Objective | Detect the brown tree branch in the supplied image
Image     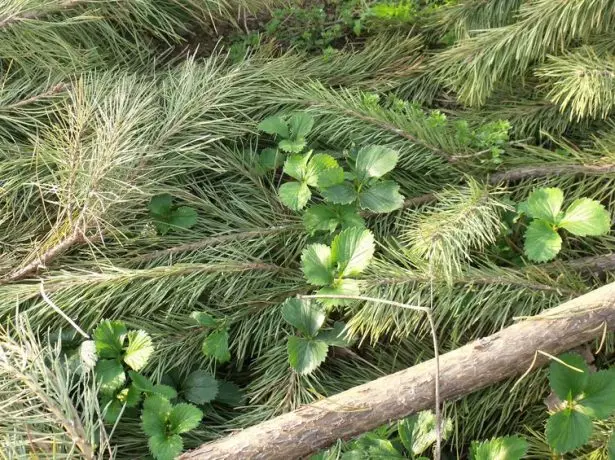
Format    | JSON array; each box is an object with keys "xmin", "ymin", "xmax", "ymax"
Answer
[{"xmin": 180, "ymin": 281, "xmax": 615, "ymax": 460}]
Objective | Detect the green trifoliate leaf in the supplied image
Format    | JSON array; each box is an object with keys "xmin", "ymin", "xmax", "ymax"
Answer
[
  {"xmin": 358, "ymin": 180, "xmax": 404, "ymax": 213},
  {"xmin": 144, "ymin": 394, "xmax": 172, "ymax": 416},
  {"xmin": 354, "ymin": 145, "xmax": 398, "ymax": 182},
  {"xmin": 559, "ymin": 198, "xmax": 611, "ymax": 236},
  {"xmin": 190, "ymin": 311, "xmax": 217, "ymax": 327},
  {"xmin": 281, "ymin": 298, "xmax": 325, "ymax": 337},
  {"xmin": 470, "ymin": 436, "xmax": 528, "ymax": 460},
  {"xmin": 289, "ymin": 112, "xmax": 314, "ymax": 139},
  {"xmin": 523, "ymin": 220, "xmax": 562, "ymax": 262},
  {"xmin": 283, "ymin": 154, "xmax": 310, "ymax": 181},
  {"xmin": 526, "ymin": 187, "xmax": 564, "ymax": 223},
  {"xmin": 181, "ymin": 370, "xmax": 218, "ymax": 404},
  {"xmin": 546, "ymin": 409, "xmax": 592, "ymax": 454},
  {"xmin": 316, "ymin": 279, "xmax": 361, "ymax": 307},
  {"xmin": 287, "ymin": 336, "xmax": 329, "ymax": 375},
  {"xmin": 259, "ymin": 148, "xmax": 284, "ymax": 170},
  {"xmin": 303, "ymin": 205, "xmax": 364, "ymax": 235},
  {"xmin": 96, "ymin": 359, "xmax": 126, "ymax": 394},
  {"xmin": 152, "ymin": 384, "xmax": 177, "ymax": 400},
  {"xmin": 305, "ymin": 153, "xmax": 344, "ymax": 188},
  {"xmin": 321, "ymin": 182, "xmax": 357, "ymax": 204},
  {"xmin": 279, "ymin": 138, "xmax": 307, "ymax": 153},
  {"xmin": 93, "ymin": 320, "xmax": 127, "ymax": 359},
  {"xmin": 169, "ymin": 206, "xmax": 198, "ymax": 230},
  {"xmin": 331, "ymin": 228, "xmax": 375, "ymax": 277},
  {"xmin": 168, "ymin": 403, "xmax": 203, "ymax": 434},
  {"xmin": 123, "ymin": 330, "xmax": 154, "ymax": 371},
  {"xmin": 215, "ymin": 381, "xmax": 245, "ymax": 407},
  {"xmin": 148, "ymin": 194, "xmax": 173, "ymax": 216},
  {"xmin": 202, "ymin": 329, "xmax": 231, "ymax": 363},
  {"xmin": 301, "ymin": 243, "xmax": 334, "ymax": 286},
  {"xmin": 548, "ymin": 353, "xmax": 589, "ymax": 400},
  {"xmin": 257, "ymin": 115, "xmax": 289, "ymax": 137},
  {"xmin": 339, "ymin": 206, "xmax": 366, "ymax": 229},
  {"xmin": 129, "ymin": 371, "xmax": 155, "ymax": 393},
  {"xmin": 316, "ymin": 322, "xmax": 353, "ymax": 347},
  {"xmin": 148, "ymin": 434, "xmax": 183, "ymax": 460},
  {"xmin": 279, "ymin": 181, "xmax": 311, "ymax": 211},
  {"xmin": 576, "ymin": 369, "xmax": 615, "ymax": 419}
]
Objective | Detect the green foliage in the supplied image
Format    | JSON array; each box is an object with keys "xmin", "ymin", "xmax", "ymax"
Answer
[
  {"xmin": 469, "ymin": 436, "xmax": 528, "ymax": 460},
  {"xmin": 519, "ymin": 188, "xmax": 611, "ymax": 262},
  {"xmin": 545, "ymin": 354, "xmax": 615, "ymax": 454},
  {"xmin": 181, "ymin": 370, "xmax": 219, "ymax": 405},
  {"xmin": 191, "ymin": 311, "xmax": 231, "ymax": 363},
  {"xmin": 148, "ymin": 194, "xmax": 198, "ymax": 235},
  {"xmin": 257, "ymin": 113, "xmax": 315, "ymax": 171}
]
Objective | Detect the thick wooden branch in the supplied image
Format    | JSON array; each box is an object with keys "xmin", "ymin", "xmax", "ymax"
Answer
[{"xmin": 181, "ymin": 282, "xmax": 615, "ymax": 460}]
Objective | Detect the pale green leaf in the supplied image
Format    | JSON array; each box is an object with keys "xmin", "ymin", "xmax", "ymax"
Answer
[
  {"xmin": 412, "ymin": 411, "xmax": 453, "ymax": 455},
  {"xmin": 281, "ymin": 298, "xmax": 325, "ymax": 337},
  {"xmin": 169, "ymin": 206, "xmax": 198, "ymax": 230},
  {"xmin": 95, "ymin": 359, "xmax": 126, "ymax": 394},
  {"xmin": 559, "ymin": 198, "xmax": 611, "ymax": 236},
  {"xmin": 546, "ymin": 409, "xmax": 592, "ymax": 454},
  {"xmin": 93, "ymin": 320, "xmax": 127, "ymax": 359},
  {"xmin": 358, "ymin": 180, "xmax": 404, "ymax": 213},
  {"xmin": 548, "ymin": 353, "xmax": 589, "ymax": 400},
  {"xmin": 142, "ymin": 403, "xmax": 167, "ymax": 437},
  {"xmin": 303, "ymin": 204, "xmax": 340, "ymax": 234},
  {"xmin": 316, "ymin": 322, "xmax": 352, "ymax": 347},
  {"xmin": 279, "ymin": 181, "xmax": 311, "ymax": 211},
  {"xmin": 398, "ymin": 416, "xmax": 417, "ymax": 453},
  {"xmin": 287, "ymin": 336, "xmax": 329, "ymax": 375},
  {"xmin": 202, "ymin": 330, "xmax": 231, "ymax": 363},
  {"xmin": 470, "ymin": 436, "xmax": 528, "ymax": 460},
  {"xmin": 331, "ymin": 228, "xmax": 375, "ymax": 277},
  {"xmin": 148, "ymin": 434, "xmax": 183, "ymax": 460},
  {"xmin": 152, "ymin": 384, "xmax": 177, "ymax": 400},
  {"xmin": 289, "ymin": 113, "xmax": 314, "ymax": 139},
  {"xmin": 316, "ymin": 279, "xmax": 361, "ymax": 307},
  {"xmin": 354, "ymin": 145, "xmax": 398, "ymax": 182},
  {"xmin": 190, "ymin": 311, "xmax": 217, "ymax": 327},
  {"xmin": 283, "ymin": 154, "xmax": 310, "ymax": 181},
  {"xmin": 168, "ymin": 403, "xmax": 203, "ymax": 434},
  {"xmin": 523, "ymin": 220, "xmax": 562, "ymax": 262},
  {"xmin": 577, "ymin": 369, "xmax": 615, "ymax": 419},
  {"xmin": 257, "ymin": 115, "xmax": 289, "ymax": 137},
  {"xmin": 279, "ymin": 138, "xmax": 306, "ymax": 153},
  {"xmin": 321, "ymin": 182, "xmax": 357, "ymax": 204},
  {"xmin": 305, "ymin": 153, "xmax": 344, "ymax": 188},
  {"xmin": 301, "ymin": 244, "xmax": 334, "ymax": 286},
  {"xmin": 129, "ymin": 371, "xmax": 155, "ymax": 393},
  {"xmin": 123, "ymin": 330, "xmax": 154, "ymax": 371},
  {"xmin": 526, "ymin": 187, "xmax": 564, "ymax": 223},
  {"xmin": 181, "ymin": 370, "xmax": 219, "ymax": 404}
]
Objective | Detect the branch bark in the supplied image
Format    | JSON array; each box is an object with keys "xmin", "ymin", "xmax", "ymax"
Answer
[{"xmin": 181, "ymin": 281, "xmax": 615, "ymax": 460}]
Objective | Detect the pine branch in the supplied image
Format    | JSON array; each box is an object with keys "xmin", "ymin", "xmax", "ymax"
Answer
[
  {"xmin": 7, "ymin": 82, "xmax": 68, "ymax": 109},
  {"xmin": 488, "ymin": 163, "xmax": 615, "ymax": 183},
  {"xmin": 0, "ymin": 0, "xmax": 89, "ymax": 29}
]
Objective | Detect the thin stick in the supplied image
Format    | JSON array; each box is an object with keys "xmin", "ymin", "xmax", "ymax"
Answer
[
  {"xmin": 299, "ymin": 293, "xmax": 440, "ymax": 457},
  {"xmin": 39, "ymin": 283, "xmax": 90, "ymax": 339}
]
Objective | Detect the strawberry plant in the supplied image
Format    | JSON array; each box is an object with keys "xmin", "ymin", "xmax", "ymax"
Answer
[
  {"xmin": 258, "ymin": 112, "xmax": 315, "ymax": 169},
  {"xmin": 148, "ymin": 194, "xmax": 198, "ymax": 235},
  {"xmin": 518, "ymin": 187, "xmax": 611, "ymax": 262},
  {"xmin": 191, "ymin": 311, "xmax": 231, "ymax": 363},
  {"xmin": 469, "ymin": 436, "xmax": 528, "ymax": 460}
]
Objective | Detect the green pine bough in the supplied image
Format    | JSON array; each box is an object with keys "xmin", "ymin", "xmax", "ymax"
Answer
[{"xmin": 258, "ymin": 112, "xmax": 404, "ymax": 374}]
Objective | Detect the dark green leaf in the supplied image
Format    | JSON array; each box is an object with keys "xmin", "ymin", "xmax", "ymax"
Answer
[
  {"xmin": 202, "ymin": 330, "xmax": 231, "ymax": 363},
  {"xmin": 93, "ymin": 320, "xmax": 127, "ymax": 359},
  {"xmin": 101, "ymin": 397, "xmax": 124, "ymax": 424},
  {"xmin": 321, "ymin": 182, "xmax": 357, "ymax": 205},
  {"xmin": 316, "ymin": 322, "xmax": 352, "ymax": 347},
  {"xmin": 123, "ymin": 330, "xmax": 153, "ymax": 371},
  {"xmin": 470, "ymin": 436, "xmax": 528, "ymax": 460},
  {"xmin": 523, "ymin": 219, "xmax": 562, "ymax": 262},
  {"xmin": 287, "ymin": 336, "xmax": 329, "ymax": 375},
  {"xmin": 215, "ymin": 381, "xmax": 245, "ymax": 406},
  {"xmin": 168, "ymin": 403, "xmax": 203, "ymax": 434},
  {"xmin": 331, "ymin": 227, "xmax": 375, "ymax": 277},
  {"xmin": 152, "ymin": 384, "xmax": 178, "ymax": 400},
  {"xmin": 148, "ymin": 194, "xmax": 173, "ymax": 216},
  {"xmin": 546, "ymin": 409, "xmax": 592, "ymax": 454},
  {"xmin": 169, "ymin": 206, "xmax": 197, "ymax": 230},
  {"xmin": 577, "ymin": 369, "xmax": 615, "ymax": 419},
  {"xmin": 190, "ymin": 311, "xmax": 217, "ymax": 327},
  {"xmin": 303, "ymin": 204, "xmax": 340, "ymax": 234},
  {"xmin": 548, "ymin": 353, "xmax": 589, "ymax": 400},
  {"xmin": 301, "ymin": 243, "xmax": 334, "ymax": 286},
  {"xmin": 143, "ymin": 394, "xmax": 172, "ymax": 416},
  {"xmin": 181, "ymin": 370, "xmax": 219, "ymax": 404},
  {"xmin": 142, "ymin": 400, "xmax": 168, "ymax": 437},
  {"xmin": 398, "ymin": 416, "xmax": 417, "ymax": 452},
  {"xmin": 148, "ymin": 434, "xmax": 183, "ymax": 460},
  {"xmin": 118, "ymin": 384, "xmax": 142, "ymax": 407},
  {"xmin": 258, "ymin": 115, "xmax": 289, "ymax": 137},
  {"xmin": 354, "ymin": 145, "xmax": 398, "ymax": 182},
  {"xmin": 129, "ymin": 371, "xmax": 155, "ymax": 393},
  {"xmin": 95, "ymin": 359, "xmax": 126, "ymax": 394},
  {"xmin": 358, "ymin": 180, "xmax": 404, "ymax": 213},
  {"xmin": 281, "ymin": 298, "xmax": 325, "ymax": 337},
  {"xmin": 259, "ymin": 148, "xmax": 284, "ymax": 169}
]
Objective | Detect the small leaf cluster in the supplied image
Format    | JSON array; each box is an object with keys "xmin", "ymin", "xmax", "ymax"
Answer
[
  {"xmin": 282, "ymin": 298, "xmax": 352, "ymax": 375},
  {"xmin": 191, "ymin": 311, "xmax": 231, "ymax": 363},
  {"xmin": 518, "ymin": 187, "xmax": 611, "ymax": 262},
  {"xmin": 148, "ymin": 194, "xmax": 198, "ymax": 235},
  {"xmin": 545, "ymin": 353, "xmax": 615, "ymax": 454},
  {"xmin": 258, "ymin": 112, "xmax": 315, "ymax": 165},
  {"xmin": 301, "ymin": 227, "xmax": 375, "ymax": 307},
  {"xmin": 469, "ymin": 436, "xmax": 528, "ymax": 460}
]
